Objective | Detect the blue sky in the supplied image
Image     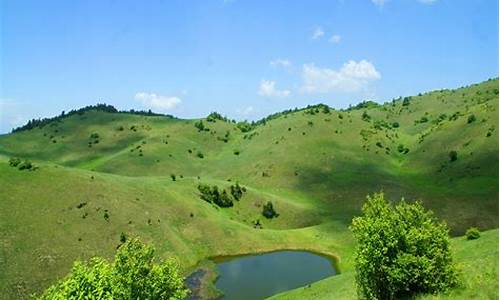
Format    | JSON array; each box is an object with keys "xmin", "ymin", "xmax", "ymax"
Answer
[{"xmin": 0, "ymin": 0, "xmax": 498, "ymax": 133}]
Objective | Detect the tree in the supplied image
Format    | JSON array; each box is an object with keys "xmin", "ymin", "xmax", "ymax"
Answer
[
  {"xmin": 467, "ymin": 114, "xmax": 476, "ymax": 124},
  {"xmin": 37, "ymin": 238, "xmax": 188, "ymax": 300},
  {"xmin": 194, "ymin": 120, "xmax": 205, "ymax": 131},
  {"xmin": 449, "ymin": 150, "xmax": 458, "ymax": 162},
  {"xmin": 350, "ymin": 193, "xmax": 457, "ymax": 300},
  {"xmin": 262, "ymin": 201, "xmax": 278, "ymax": 219}
]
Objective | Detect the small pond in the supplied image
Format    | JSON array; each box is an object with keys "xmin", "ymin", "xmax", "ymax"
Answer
[{"xmin": 213, "ymin": 250, "xmax": 336, "ymax": 300}]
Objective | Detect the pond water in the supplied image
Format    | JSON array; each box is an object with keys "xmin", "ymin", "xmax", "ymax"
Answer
[{"xmin": 214, "ymin": 250, "xmax": 336, "ymax": 300}]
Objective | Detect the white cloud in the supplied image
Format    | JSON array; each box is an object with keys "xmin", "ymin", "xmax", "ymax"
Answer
[
  {"xmin": 258, "ymin": 80, "xmax": 291, "ymax": 98},
  {"xmin": 372, "ymin": 0, "xmax": 437, "ymax": 6},
  {"xmin": 237, "ymin": 106, "xmax": 254, "ymax": 116},
  {"xmin": 270, "ymin": 59, "xmax": 292, "ymax": 68},
  {"xmin": 300, "ymin": 60, "xmax": 381, "ymax": 93},
  {"xmin": 312, "ymin": 27, "xmax": 324, "ymax": 40},
  {"xmin": 329, "ymin": 34, "xmax": 341, "ymax": 44},
  {"xmin": 134, "ymin": 92, "xmax": 182, "ymax": 111},
  {"xmin": 371, "ymin": 0, "xmax": 387, "ymax": 7}
]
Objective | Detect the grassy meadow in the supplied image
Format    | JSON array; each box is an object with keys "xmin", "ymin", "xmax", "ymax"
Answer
[{"xmin": 0, "ymin": 78, "xmax": 498, "ymax": 299}]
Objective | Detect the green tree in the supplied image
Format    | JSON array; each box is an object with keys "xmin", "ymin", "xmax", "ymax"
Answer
[
  {"xmin": 465, "ymin": 227, "xmax": 480, "ymax": 240},
  {"xmin": 449, "ymin": 150, "xmax": 458, "ymax": 162},
  {"xmin": 37, "ymin": 238, "xmax": 188, "ymax": 300},
  {"xmin": 350, "ymin": 193, "xmax": 457, "ymax": 300},
  {"xmin": 262, "ymin": 201, "xmax": 279, "ymax": 219}
]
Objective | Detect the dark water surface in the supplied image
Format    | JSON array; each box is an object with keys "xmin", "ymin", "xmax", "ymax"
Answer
[{"xmin": 214, "ymin": 250, "xmax": 336, "ymax": 300}]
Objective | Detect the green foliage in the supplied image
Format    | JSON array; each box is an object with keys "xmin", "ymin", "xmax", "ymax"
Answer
[
  {"xmin": 402, "ymin": 96, "xmax": 411, "ymax": 106},
  {"xmin": 230, "ymin": 183, "xmax": 246, "ymax": 201},
  {"xmin": 206, "ymin": 112, "xmax": 228, "ymax": 122},
  {"xmin": 237, "ymin": 121, "xmax": 253, "ymax": 133},
  {"xmin": 9, "ymin": 157, "xmax": 21, "ymax": 167},
  {"xmin": 350, "ymin": 193, "xmax": 458, "ymax": 300},
  {"xmin": 449, "ymin": 150, "xmax": 458, "ymax": 162},
  {"xmin": 415, "ymin": 116, "xmax": 429, "ymax": 124},
  {"xmin": 17, "ymin": 160, "xmax": 34, "ymax": 170},
  {"xmin": 197, "ymin": 184, "xmax": 233, "ymax": 207},
  {"xmin": 465, "ymin": 227, "xmax": 480, "ymax": 240},
  {"xmin": 467, "ymin": 114, "xmax": 476, "ymax": 124},
  {"xmin": 391, "ymin": 122, "xmax": 399, "ymax": 128},
  {"xmin": 397, "ymin": 144, "xmax": 410, "ymax": 154},
  {"xmin": 196, "ymin": 151, "xmax": 204, "ymax": 159},
  {"xmin": 262, "ymin": 201, "xmax": 279, "ymax": 219},
  {"xmin": 37, "ymin": 238, "xmax": 188, "ymax": 300},
  {"xmin": 194, "ymin": 120, "xmax": 206, "ymax": 132},
  {"xmin": 362, "ymin": 111, "xmax": 371, "ymax": 122},
  {"xmin": 170, "ymin": 174, "xmax": 176, "ymax": 181}
]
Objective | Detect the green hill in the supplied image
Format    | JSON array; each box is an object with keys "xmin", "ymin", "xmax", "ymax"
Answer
[{"xmin": 0, "ymin": 78, "xmax": 498, "ymax": 299}]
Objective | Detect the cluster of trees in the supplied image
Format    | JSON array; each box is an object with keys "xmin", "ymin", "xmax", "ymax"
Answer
[
  {"xmin": 37, "ymin": 238, "xmax": 188, "ymax": 300},
  {"xmin": 346, "ymin": 100, "xmax": 380, "ymax": 111},
  {"xmin": 9, "ymin": 157, "xmax": 36, "ymax": 171},
  {"xmin": 12, "ymin": 103, "xmax": 175, "ymax": 133},
  {"xmin": 206, "ymin": 112, "xmax": 230, "ymax": 123},
  {"xmin": 197, "ymin": 183, "xmax": 246, "ymax": 208},
  {"xmin": 351, "ymin": 193, "xmax": 457, "ymax": 300},
  {"xmin": 194, "ymin": 120, "xmax": 209, "ymax": 132}
]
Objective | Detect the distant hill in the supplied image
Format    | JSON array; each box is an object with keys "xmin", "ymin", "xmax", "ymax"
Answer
[{"xmin": 0, "ymin": 78, "xmax": 498, "ymax": 299}]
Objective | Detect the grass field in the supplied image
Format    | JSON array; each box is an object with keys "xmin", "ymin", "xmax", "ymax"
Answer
[{"xmin": 0, "ymin": 78, "xmax": 497, "ymax": 299}]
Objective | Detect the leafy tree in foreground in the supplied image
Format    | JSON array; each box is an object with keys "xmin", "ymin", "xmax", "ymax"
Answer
[
  {"xmin": 37, "ymin": 238, "xmax": 188, "ymax": 300},
  {"xmin": 350, "ymin": 193, "xmax": 457, "ymax": 300}
]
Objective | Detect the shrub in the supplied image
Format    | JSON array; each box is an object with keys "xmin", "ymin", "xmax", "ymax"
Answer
[
  {"xmin": 37, "ymin": 238, "xmax": 188, "ymax": 300},
  {"xmin": 171, "ymin": 174, "xmax": 176, "ymax": 181},
  {"xmin": 449, "ymin": 150, "xmax": 458, "ymax": 162},
  {"xmin": 197, "ymin": 184, "xmax": 233, "ymax": 208},
  {"xmin": 17, "ymin": 160, "xmax": 33, "ymax": 170},
  {"xmin": 9, "ymin": 157, "xmax": 21, "ymax": 167},
  {"xmin": 350, "ymin": 193, "xmax": 457, "ymax": 300},
  {"xmin": 397, "ymin": 144, "xmax": 410, "ymax": 154},
  {"xmin": 392, "ymin": 122, "xmax": 400, "ymax": 128},
  {"xmin": 196, "ymin": 151, "xmax": 204, "ymax": 159},
  {"xmin": 262, "ymin": 201, "xmax": 278, "ymax": 219},
  {"xmin": 362, "ymin": 111, "xmax": 371, "ymax": 122},
  {"xmin": 230, "ymin": 183, "xmax": 246, "ymax": 201},
  {"xmin": 465, "ymin": 227, "xmax": 480, "ymax": 240},
  {"xmin": 233, "ymin": 150, "xmax": 240, "ymax": 155},
  {"xmin": 467, "ymin": 114, "xmax": 476, "ymax": 124},
  {"xmin": 194, "ymin": 120, "xmax": 206, "ymax": 131}
]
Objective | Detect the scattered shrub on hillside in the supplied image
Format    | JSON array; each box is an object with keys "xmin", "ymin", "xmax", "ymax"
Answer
[
  {"xmin": 362, "ymin": 111, "xmax": 371, "ymax": 122},
  {"xmin": 237, "ymin": 121, "xmax": 253, "ymax": 133},
  {"xmin": 467, "ymin": 114, "xmax": 476, "ymax": 124},
  {"xmin": 350, "ymin": 193, "xmax": 458, "ymax": 300},
  {"xmin": 322, "ymin": 105, "xmax": 331, "ymax": 114},
  {"xmin": 486, "ymin": 126, "xmax": 495, "ymax": 137},
  {"xmin": 119, "ymin": 232, "xmax": 127, "ymax": 243},
  {"xmin": 448, "ymin": 112, "xmax": 460, "ymax": 121},
  {"xmin": 376, "ymin": 142, "xmax": 383, "ymax": 148},
  {"xmin": 196, "ymin": 151, "xmax": 204, "ymax": 159},
  {"xmin": 402, "ymin": 96, "xmax": 411, "ymax": 106},
  {"xmin": 307, "ymin": 121, "xmax": 314, "ymax": 126},
  {"xmin": 171, "ymin": 174, "xmax": 176, "ymax": 181},
  {"xmin": 197, "ymin": 184, "xmax": 233, "ymax": 207},
  {"xmin": 465, "ymin": 227, "xmax": 480, "ymax": 240},
  {"xmin": 230, "ymin": 183, "xmax": 246, "ymax": 201},
  {"xmin": 392, "ymin": 122, "xmax": 400, "ymax": 128},
  {"xmin": 194, "ymin": 120, "xmax": 206, "ymax": 132},
  {"xmin": 17, "ymin": 160, "xmax": 34, "ymax": 171},
  {"xmin": 449, "ymin": 150, "xmax": 458, "ymax": 162},
  {"xmin": 90, "ymin": 133, "xmax": 100, "ymax": 139},
  {"xmin": 262, "ymin": 201, "xmax": 279, "ymax": 219},
  {"xmin": 103, "ymin": 210, "xmax": 110, "ymax": 221},
  {"xmin": 36, "ymin": 238, "xmax": 188, "ymax": 300},
  {"xmin": 117, "ymin": 125, "xmax": 124, "ymax": 131},
  {"xmin": 414, "ymin": 116, "xmax": 429, "ymax": 125},
  {"xmin": 233, "ymin": 150, "xmax": 240, "ymax": 155},
  {"xmin": 9, "ymin": 157, "xmax": 21, "ymax": 167},
  {"xmin": 397, "ymin": 144, "xmax": 410, "ymax": 154},
  {"xmin": 76, "ymin": 202, "xmax": 87, "ymax": 209},
  {"xmin": 338, "ymin": 113, "xmax": 344, "ymax": 119}
]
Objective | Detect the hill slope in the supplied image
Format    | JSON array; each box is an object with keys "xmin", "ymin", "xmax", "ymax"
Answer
[{"xmin": 0, "ymin": 78, "xmax": 498, "ymax": 299}]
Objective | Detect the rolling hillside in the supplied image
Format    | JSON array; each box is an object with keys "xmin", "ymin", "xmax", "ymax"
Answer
[{"xmin": 0, "ymin": 78, "xmax": 498, "ymax": 299}]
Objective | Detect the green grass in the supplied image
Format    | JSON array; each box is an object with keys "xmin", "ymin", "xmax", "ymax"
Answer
[{"xmin": 0, "ymin": 78, "xmax": 497, "ymax": 299}]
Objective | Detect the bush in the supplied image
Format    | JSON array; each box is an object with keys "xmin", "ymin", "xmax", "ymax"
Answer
[
  {"xmin": 197, "ymin": 184, "xmax": 233, "ymax": 208},
  {"xmin": 196, "ymin": 151, "xmax": 204, "ymax": 159},
  {"xmin": 449, "ymin": 150, "xmax": 458, "ymax": 162},
  {"xmin": 37, "ymin": 238, "xmax": 188, "ymax": 300},
  {"xmin": 262, "ymin": 201, "xmax": 278, "ymax": 219},
  {"xmin": 170, "ymin": 174, "xmax": 176, "ymax": 181},
  {"xmin": 467, "ymin": 114, "xmax": 476, "ymax": 124},
  {"xmin": 18, "ymin": 160, "xmax": 33, "ymax": 170},
  {"xmin": 350, "ymin": 193, "xmax": 457, "ymax": 300},
  {"xmin": 194, "ymin": 120, "xmax": 206, "ymax": 131},
  {"xmin": 230, "ymin": 183, "xmax": 246, "ymax": 201},
  {"xmin": 362, "ymin": 111, "xmax": 371, "ymax": 122},
  {"xmin": 9, "ymin": 157, "xmax": 21, "ymax": 167},
  {"xmin": 392, "ymin": 122, "xmax": 400, "ymax": 128},
  {"xmin": 465, "ymin": 227, "xmax": 480, "ymax": 240}
]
